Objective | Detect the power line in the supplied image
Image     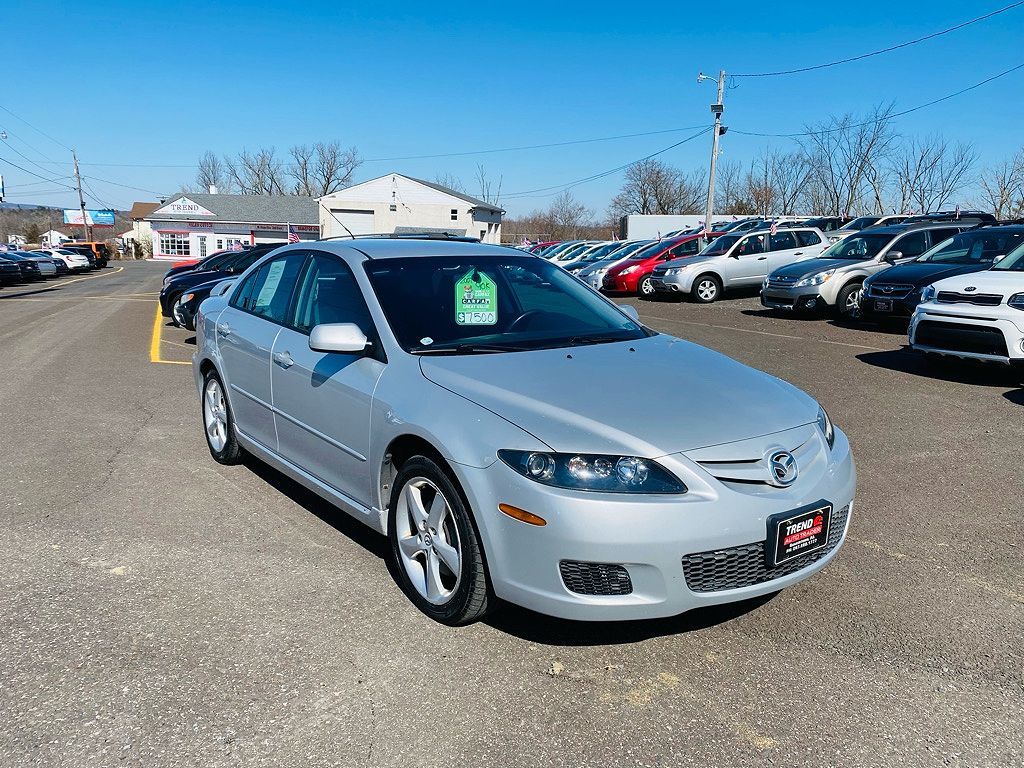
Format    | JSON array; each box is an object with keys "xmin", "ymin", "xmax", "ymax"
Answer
[
  {"xmin": 0, "ymin": 103, "xmax": 73, "ymax": 152},
  {"xmin": 503, "ymin": 127, "xmax": 711, "ymax": 199},
  {"xmin": 81, "ymin": 174, "xmax": 168, "ymax": 196},
  {"xmin": 732, "ymin": 1, "xmax": 1024, "ymax": 77},
  {"xmin": 731, "ymin": 61, "xmax": 1024, "ymax": 138},
  {"xmin": 0, "ymin": 153, "xmax": 77, "ymax": 191}
]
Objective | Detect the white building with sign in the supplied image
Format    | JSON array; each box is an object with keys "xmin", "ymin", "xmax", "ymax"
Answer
[
  {"xmin": 319, "ymin": 174, "xmax": 504, "ymax": 243},
  {"xmin": 143, "ymin": 193, "xmax": 320, "ymax": 260}
]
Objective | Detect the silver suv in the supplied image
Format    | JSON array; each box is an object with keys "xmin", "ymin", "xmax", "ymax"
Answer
[
  {"xmin": 650, "ymin": 227, "xmax": 828, "ymax": 303},
  {"xmin": 193, "ymin": 238, "xmax": 854, "ymax": 625},
  {"xmin": 761, "ymin": 223, "xmax": 969, "ymax": 318}
]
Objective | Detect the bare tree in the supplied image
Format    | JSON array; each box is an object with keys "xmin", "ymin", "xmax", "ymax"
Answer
[
  {"xmin": 224, "ymin": 147, "xmax": 287, "ymax": 195},
  {"xmin": 434, "ymin": 173, "xmax": 465, "ymax": 194},
  {"xmin": 799, "ymin": 104, "xmax": 896, "ymax": 215},
  {"xmin": 287, "ymin": 141, "xmax": 361, "ymax": 196},
  {"xmin": 548, "ymin": 190, "xmax": 594, "ymax": 239},
  {"xmin": 891, "ymin": 135, "xmax": 977, "ymax": 213},
  {"xmin": 715, "ymin": 159, "xmax": 747, "ymax": 214},
  {"xmin": 977, "ymin": 150, "xmax": 1024, "ymax": 218},
  {"xmin": 475, "ymin": 164, "xmax": 502, "ymax": 204},
  {"xmin": 195, "ymin": 151, "xmax": 230, "ymax": 193},
  {"xmin": 609, "ymin": 159, "xmax": 704, "ymax": 218}
]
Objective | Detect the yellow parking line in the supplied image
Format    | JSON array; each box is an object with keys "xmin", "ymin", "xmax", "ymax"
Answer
[{"xmin": 149, "ymin": 303, "xmax": 191, "ymax": 366}]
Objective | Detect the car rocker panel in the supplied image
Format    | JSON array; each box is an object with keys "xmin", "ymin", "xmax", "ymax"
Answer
[{"xmin": 910, "ymin": 271, "xmax": 1024, "ymax": 366}]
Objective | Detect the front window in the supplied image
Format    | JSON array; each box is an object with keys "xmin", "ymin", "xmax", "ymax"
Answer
[
  {"xmin": 699, "ymin": 234, "xmax": 740, "ymax": 257},
  {"xmin": 159, "ymin": 233, "xmax": 190, "ymax": 257},
  {"xmin": 917, "ymin": 230, "xmax": 1024, "ymax": 265},
  {"xmin": 818, "ymin": 232, "xmax": 893, "ymax": 260},
  {"xmin": 838, "ymin": 216, "xmax": 879, "ymax": 231},
  {"xmin": 992, "ymin": 243, "xmax": 1024, "ymax": 271},
  {"xmin": 364, "ymin": 255, "xmax": 650, "ymax": 354}
]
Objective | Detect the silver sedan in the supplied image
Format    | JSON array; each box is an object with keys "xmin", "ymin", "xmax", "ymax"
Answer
[{"xmin": 193, "ymin": 239, "xmax": 855, "ymax": 624}]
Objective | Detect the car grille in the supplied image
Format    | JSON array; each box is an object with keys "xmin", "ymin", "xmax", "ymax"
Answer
[
  {"xmin": 681, "ymin": 505, "xmax": 849, "ymax": 593},
  {"xmin": 765, "ymin": 277, "xmax": 799, "ymax": 290},
  {"xmin": 866, "ymin": 283, "xmax": 914, "ymax": 299},
  {"xmin": 559, "ymin": 560, "xmax": 633, "ymax": 596},
  {"xmin": 937, "ymin": 291, "xmax": 1002, "ymax": 306},
  {"xmin": 915, "ymin": 320, "xmax": 1009, "ymax": 357}
]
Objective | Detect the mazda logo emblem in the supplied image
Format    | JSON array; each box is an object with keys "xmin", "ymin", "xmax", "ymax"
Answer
[
  {"xmin": 767, "ymin": 450, "xmax": 798, "ymax": 487},
  {"xmin": 964, "ymin": 286, "xmax": 977, "ymax": 292}
]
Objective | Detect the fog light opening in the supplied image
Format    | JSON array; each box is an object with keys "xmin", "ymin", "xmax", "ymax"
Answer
[{"xmin": 498, "ymin": 504, "xmax": 547, "ymax": 527}]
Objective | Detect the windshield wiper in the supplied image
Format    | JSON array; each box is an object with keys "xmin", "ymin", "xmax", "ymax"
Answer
[
  {"xmin": 567, "ymin": 335, "xmax": 627, "ymax": 346},
  {"xmin": 410, "ymin": 343, "xmax": 529, "ymax": 355}
]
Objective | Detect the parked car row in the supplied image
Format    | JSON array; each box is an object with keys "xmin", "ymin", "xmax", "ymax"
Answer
[{"xmin": 0, "ymin": 243, "xmax": 109, "ymax": 287}]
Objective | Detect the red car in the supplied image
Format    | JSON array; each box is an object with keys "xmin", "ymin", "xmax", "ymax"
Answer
[{"xmin": 601, "ymin": 233, "xmax": 716, "ymax": 296}]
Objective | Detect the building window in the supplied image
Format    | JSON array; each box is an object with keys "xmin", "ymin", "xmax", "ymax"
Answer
[
  {"xmin": 216, "ymin": 239, "xmax": 223, "ymax": 250},
  {"xmin": 159, "ymin": 232, "xmax": 190, "ymax": 256},
  {"xmin": 451, "ymin": 208, "xmax": 458, "ymax": 221},
  {"xmin": 199, "ymin": 236, "xmax": 207, "ymax": 259}
]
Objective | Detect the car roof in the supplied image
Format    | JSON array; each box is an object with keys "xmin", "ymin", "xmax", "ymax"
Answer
[{"xmin": 315, "ymin": 237, "xmax": 523, "ymax": 261}]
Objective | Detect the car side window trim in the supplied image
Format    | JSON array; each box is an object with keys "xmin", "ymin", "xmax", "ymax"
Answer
[{"xmin": 228, "ymin": 251, "xmax": 310, "ymax": 325}]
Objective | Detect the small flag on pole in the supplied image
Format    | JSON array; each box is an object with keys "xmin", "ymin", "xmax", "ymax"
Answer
[
  {"xmin": 954, "ymin": 205, "xmax": 960, "ymax": 219},
  {"xmin": 769, "ymin": 220, "xmax": 778, "ymax": 235},
  {"xmin": 287, "ymin": 223, "xmax": 300, "ymax": 243}
]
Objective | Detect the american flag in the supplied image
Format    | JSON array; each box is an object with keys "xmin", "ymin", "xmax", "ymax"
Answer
[
  {"xmin": 287, "ymin": 223, "xmax": 300, "ymax": 243},
  {"xmin": 954, "ymin": 205, "xmax": 961, "ymax": 219},
  {"xmin": 769, "ymin": 220, "xmax": 778, "ymax": 235}
]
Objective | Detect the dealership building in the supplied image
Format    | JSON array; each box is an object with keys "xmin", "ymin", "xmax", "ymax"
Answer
[{"xmin": 144, "ymin": 193, "xmax": 320, "ymax": 260}]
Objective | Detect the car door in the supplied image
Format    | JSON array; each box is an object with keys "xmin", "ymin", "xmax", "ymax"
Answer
[
  {"xmin": 217, "ymin": 251, "xmax": 307, "ymax": 451},
  {"xmin": 767, "ymin": 230, "xmax": 800, "ymax": 272},
  {"xmin": 270, "ymin": 251, "xmax": 386, "ymax": 507},
  {"xmin": 724, "ymin": 233, "xmax": 768, "ymax": 285}
]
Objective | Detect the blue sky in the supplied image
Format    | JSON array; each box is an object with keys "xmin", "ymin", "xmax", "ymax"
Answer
[{"xmin": 1, "ymin": 0, "xmax": 1022, "ymax": 217}]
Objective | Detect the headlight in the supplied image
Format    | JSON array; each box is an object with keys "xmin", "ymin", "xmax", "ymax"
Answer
[
  {"xmin": 182, "ymin": 293, "xmax": 195, "ymax": 303},
  {"xmin": 620, "ymin": 265, "xmax": 638, "ymax": 275},
  {"xmin": 498, "ymin": 450, "xmax": 687, "ymax": 494},
  {"xmin": 816, "ymin": 407, "xmax": 835, "ymax": 450},
  {"xmin": 1008, "ymin": 293, "xmax": 1024, "ymax": 311},
  {"xmin": 920, "ymin": 284, "xmax": 937, "ymax": 303},
  {"xmin": 795, "ymin": 269, "xmax": 835, "ymax": 287}
]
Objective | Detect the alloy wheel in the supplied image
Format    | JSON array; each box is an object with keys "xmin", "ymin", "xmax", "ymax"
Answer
[
  {"xmin": 845, "ymin": 288, "xmax": 862, "ymax": 318},
  {"xmin": 639, "ymin": 276, "xmax": 655, "ymax": 295},
  {"xmin": 697, "ymin": 279, "xmax": 718, "ymax": 301},
  {"xmin": 395, "ymin": 477, "xmax": 463, "ymax": 605},
  {"xmin": 203, "ymin": 378, "xmax": 228, "ymax": 452}
]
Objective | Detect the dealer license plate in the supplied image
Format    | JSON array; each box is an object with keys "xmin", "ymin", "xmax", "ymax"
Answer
[
  {"xmin": 873, "ymin": 299, "xmax": 893, "ymax": 312},
  {"xmin": 766, "ymin": 503, "xmax": 832, "ymax": 567}
]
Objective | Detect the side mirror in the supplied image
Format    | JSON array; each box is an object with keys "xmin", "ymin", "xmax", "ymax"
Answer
[
  {"xmin": 884, "ymin": 250, "xmax": 903, "ymax": 263},
  {"xmin": 211, "ymin": 279, "xmax": 235, "ymax": 297},
  {"xmin": 620, "ymin": 305, "xmax": 640, "ymax": 322},
  {"xmin": 309, "ymin": 323, "xmax": 371, "ymax": 354}
]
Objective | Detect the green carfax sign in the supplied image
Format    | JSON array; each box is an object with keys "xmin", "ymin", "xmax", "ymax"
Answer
[{"xmin": 455, "ymin": 269, "xmax": 498, "ymax": 325}]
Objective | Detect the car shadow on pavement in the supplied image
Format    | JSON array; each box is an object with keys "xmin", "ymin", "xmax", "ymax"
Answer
[
  {"xmin": 485, "ymin": 592, "xmax": 778, "ymax": 646},
  {"xmin": 241, "ymin": 455, "xmax": 389, "ymax": 559},
  {"xmin": 857, "ymin": 347, "xmax": 1023, "ymax": 388},
  {"xmin": 1003, "ymin": 389, "xmax": 1024, "ymax": 406},
  {"xmin": 741, "ymin": 308, "xmax": 822, "ymax": 322},
  {"xmin": 0, "ymin": 284, "xmax": 63, "ymax": 299}
]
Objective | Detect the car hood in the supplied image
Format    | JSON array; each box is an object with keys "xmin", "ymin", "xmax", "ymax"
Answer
[
  {"xmin": 166, "ymin": 268, "xmax": 232, "ymax": 292},
  {"xmin": 419, "ymin": 335, "xmax": 818, "ymax": 457},
  {"xmin": 930, "ymin": 269, "xmax": 1023, "ymax": 294},
  {"xmin": 771, "ymin": 257, "xmax": 864, "ymax": 279},
  {"xmin": 871, "ymin": 261, "xmax": 991, "ymax": 286}
]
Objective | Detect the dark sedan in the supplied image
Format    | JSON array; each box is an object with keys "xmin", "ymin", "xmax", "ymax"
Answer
[
  {"xmin": 160, "ymin": 242, "xmax": 285, "ymax": 322},
  {"xmin": 1, "ymin": 252, "xmax": 44, "ymax": 281},
  {"xmin": 171, "ymin": 276, "xmax": 236, "ymax": 331},
  {"xmin": 162, "ymin": 249, "xmax": 243, "ymax": 283},
  {"xmin": 0, "ymin": 256, "xmax": 24, "ymax": 285},
  {"xmin": 861, "ymin": 225, "xmax": 1024, "ymax": 321}
]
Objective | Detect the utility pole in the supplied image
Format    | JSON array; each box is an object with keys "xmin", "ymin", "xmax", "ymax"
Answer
[
  {"xmin": 700, "ymin": 70, "xmax": 726, "ymax": 233},
  {"xmin": 72, "ymin": 150, "xmax": 93, "ymax": 242}
]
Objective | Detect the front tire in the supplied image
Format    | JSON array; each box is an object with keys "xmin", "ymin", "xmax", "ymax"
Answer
[
  {"xmin": 388, "ymin": 456, "xmax": 491, "ymax": 625},
  {"xmin": 837, "ymin": 282, "xmax": 863, "ymax": 320},
  {"xmin": 692, "ymin": 274, "xmax": 722, "ymax": 304},
  {"xmin": 202, "ymin": 370, "xmax": 242, "ymax": 465},
  {"xmin": 637, "ymin": 274, "xmax": 655, "ymax": 297}
]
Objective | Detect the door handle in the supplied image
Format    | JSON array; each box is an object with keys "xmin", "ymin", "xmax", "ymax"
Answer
[
  {"xmin": 273, "ymin": 350, "xmax": 294, "ymax": 369},
  {"xmin": 217, "ymin": 322, "xmax": 231, "ymax": 336},
  {"xmin": 794, "ymin": 251, "xmax": 803, "ymax": 256},
  {"xmin": 757, "ymin": 256, "xmax": 767, "ymax": 260}
]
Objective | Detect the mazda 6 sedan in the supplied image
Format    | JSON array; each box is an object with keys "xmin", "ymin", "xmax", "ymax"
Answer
[{"xmin": 193, "ymin": 238, "xmax": 855, "ymax": 625}]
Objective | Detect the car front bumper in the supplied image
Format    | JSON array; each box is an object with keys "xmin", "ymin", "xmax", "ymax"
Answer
[
  {"xmin": 910, "ymin": 305, "xmax": 1024, "ymax": 363},
  {"xmin": 453, "ymin": 428, "xmax": 855, "ymax": 621},
  {"xmin": 650, "ymin": 273, "xmax": 694, "ymax": 294},
  {"xmin": 761, "ymin": 284, "xmax": 830, "ymax": 311}
]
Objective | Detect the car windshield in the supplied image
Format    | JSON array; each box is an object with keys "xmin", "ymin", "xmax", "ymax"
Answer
[
  {"xmin": 916, "ymin": 230, "xmax": 1024, "ymax": 265},
  {"xmin": 698, "ymin": 234, "xmax": 740, "ymax": 257},
  {"xmin": 838, "ymin": 216, "xmax": 880, "ymax": 231},
  {"xmin": 991, "ymin": 242, "xmax": 1024, "ymax": 271},
  {"xmin": 365, "ymin": 255, "xmax": 650, "ymax": 354},
  {"xmin": 581, "ymin": 243, "xmax": 619, "ymax": 261},
  {"xmin": 818, "ymin": 232, "xmax": 893, "ymax": 260}
]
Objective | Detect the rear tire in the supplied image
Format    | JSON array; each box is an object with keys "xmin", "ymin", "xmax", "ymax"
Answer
[
  {"xmin": 388, "ymin": 456, "xmax": 491, "ymax": 625},
  {"xmin": 691, "ymin": 274, "xmax": 722, "ymax": 304}
]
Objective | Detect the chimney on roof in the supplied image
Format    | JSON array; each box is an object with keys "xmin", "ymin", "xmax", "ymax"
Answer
[{"xmin": 209, "ymin": 185, "xmax": 218, "ymax": 194}]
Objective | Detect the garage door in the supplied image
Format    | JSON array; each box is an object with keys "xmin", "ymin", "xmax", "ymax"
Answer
[{"xmin": 329, "ymin": 209, "xmax": 375, "ymax": 236}]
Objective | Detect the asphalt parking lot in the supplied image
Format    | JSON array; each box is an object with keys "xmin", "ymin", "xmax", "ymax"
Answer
[{"xmin": 1, "ymin": 260, "xmax": 1021, "ymax": 768}]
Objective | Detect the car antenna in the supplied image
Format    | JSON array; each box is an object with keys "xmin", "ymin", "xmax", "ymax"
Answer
[{"xmin": 319, "ymin": 200, "xmax": 356, "ymax": 240}]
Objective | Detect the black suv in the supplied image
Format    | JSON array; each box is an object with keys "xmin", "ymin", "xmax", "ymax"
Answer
[{"xmin": 861, "ymin": 224, "xmax": 1024, "ymax": 321}]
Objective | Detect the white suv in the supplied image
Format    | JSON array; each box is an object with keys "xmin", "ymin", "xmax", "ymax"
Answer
[{"xmin": 909, "ymin": 244, "xmax": 1024, "ymax": 378}]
